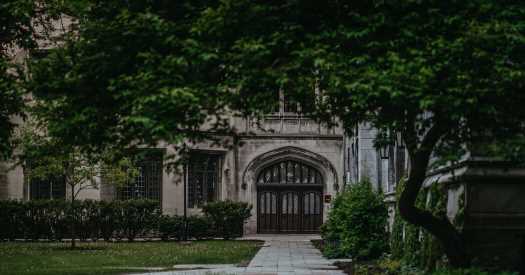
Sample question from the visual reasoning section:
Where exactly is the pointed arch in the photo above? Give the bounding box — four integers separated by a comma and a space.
242, 146, 338, 189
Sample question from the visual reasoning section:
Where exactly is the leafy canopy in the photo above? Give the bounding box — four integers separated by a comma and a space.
194, 0, 525, 159
30, 0, 525, 161
30, 0, 234, 155
0, 0, 63, 158
27, 0, 525, 267
15, 119, 139, 200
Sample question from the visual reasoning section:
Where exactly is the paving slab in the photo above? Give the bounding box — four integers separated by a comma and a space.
129, 234, 346, 275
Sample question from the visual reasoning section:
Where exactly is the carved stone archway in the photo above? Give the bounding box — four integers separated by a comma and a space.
242, 146, 339, 233
242, 146, 338, 190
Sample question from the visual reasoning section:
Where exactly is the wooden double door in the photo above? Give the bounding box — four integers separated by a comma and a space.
257, 187, 323, 233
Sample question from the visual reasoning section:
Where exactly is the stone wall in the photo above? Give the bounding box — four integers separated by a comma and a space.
0, 115, 345, 237
424, 162, 525, 271
237, 137, 343, 234
0, 162, 7, 200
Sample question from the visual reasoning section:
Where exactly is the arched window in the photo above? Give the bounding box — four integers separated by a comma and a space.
257, 160, 322, 185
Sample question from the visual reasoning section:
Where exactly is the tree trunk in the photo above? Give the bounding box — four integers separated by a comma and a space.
70, 183, 76, 249
398, 146, 470, 267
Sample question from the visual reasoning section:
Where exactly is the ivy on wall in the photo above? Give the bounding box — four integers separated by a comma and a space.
391, 178, 465, 271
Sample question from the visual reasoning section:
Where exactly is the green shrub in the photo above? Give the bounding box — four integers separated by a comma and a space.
158, 215, 185, 241
391, 179, 448, 270
118, 200, 161, 241
26, 200, 54, 240
349, 259, 517, 275
75, 200, 102, 241
0, 200, 18, 240
430, 268, 517, 275
321, 181, 389, 260
187, 216, 212, 240
0, 200, 25, 240
99, 200, 118, 241
0, 199, 161, 241
202, 200, 252, 239
0, 200, 69, 241
45, 200, 68, 241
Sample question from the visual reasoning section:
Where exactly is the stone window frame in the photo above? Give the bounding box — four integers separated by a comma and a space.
115, 149, 164, 204
187, 150, 224, 208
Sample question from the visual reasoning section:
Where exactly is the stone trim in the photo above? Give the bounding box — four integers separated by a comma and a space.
242, 146, 339, 189
424, 160, 525, 187
238, 135, 343, 140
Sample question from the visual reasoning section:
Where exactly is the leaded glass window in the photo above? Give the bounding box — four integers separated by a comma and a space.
117, 151, 163, 202
188, 152, 222, 208
257, 160, 322, 185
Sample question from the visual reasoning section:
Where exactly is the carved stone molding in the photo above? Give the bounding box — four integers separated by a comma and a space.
242, 146, 338, 190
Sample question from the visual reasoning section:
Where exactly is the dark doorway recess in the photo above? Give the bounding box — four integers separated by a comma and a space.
256, 160, 323, 233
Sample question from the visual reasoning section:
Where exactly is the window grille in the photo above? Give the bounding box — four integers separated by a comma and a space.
257, 160, 322, 185
116, 151, 163, 203
188, 152, 221, 208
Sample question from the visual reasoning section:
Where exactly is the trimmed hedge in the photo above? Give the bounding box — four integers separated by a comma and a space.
158, 215, 185, 241
187, 215, 213, 240
156, 215, 216, 241
0, 199, 252, 241
0, 199, 160, 241
158, 200, 252, 241
202, 200, 252, 240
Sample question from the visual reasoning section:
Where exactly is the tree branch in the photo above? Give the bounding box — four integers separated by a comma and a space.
398, 120, 470, 267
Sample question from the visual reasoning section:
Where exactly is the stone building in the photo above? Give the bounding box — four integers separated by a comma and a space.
2, 12, 524, 271
2, 55, 522, 273
0, 13, 404, 236
0, 88, 404, 235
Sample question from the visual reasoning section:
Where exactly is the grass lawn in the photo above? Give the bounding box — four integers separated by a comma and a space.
0, 240, 262, 275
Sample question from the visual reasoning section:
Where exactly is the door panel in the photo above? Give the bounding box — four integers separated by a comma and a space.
302, 191, 323, 233
258, 190, 279, 233
280, 191, 300, 232
257, 188, 323, 233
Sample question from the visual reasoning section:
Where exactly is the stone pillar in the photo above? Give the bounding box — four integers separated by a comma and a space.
425, 160, 525, 271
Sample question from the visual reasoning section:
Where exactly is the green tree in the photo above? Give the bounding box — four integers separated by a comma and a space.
0, 0, 62, 158
15, 120, 138, 248
191, 1, 525, 267
28, 0, 232, 155
28, 0, 525, 267
0, 60, 22, 159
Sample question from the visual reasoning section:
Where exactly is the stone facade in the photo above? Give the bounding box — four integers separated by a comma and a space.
0, 112, 349, 234
172, 115, 346, 234
0, 112, 405, 234
0, 15, 400, 235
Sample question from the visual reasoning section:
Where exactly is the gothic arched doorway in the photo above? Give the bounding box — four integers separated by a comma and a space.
257, 160, 323, 233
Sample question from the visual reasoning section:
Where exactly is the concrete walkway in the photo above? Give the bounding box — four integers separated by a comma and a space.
131, 235, 346, 275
